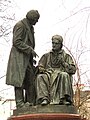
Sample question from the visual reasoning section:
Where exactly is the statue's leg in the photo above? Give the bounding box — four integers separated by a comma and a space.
36, 74, 50, 105
14, 87, 24, 108
25, 80, 36, 105
59, 72, 73, 105
24, 66, 35, 105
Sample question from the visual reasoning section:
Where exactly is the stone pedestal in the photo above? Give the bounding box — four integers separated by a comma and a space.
13, 104, 78, 115
7, 105, 82, 120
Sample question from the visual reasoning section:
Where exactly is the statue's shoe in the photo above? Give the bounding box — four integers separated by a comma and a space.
59, 98, 72, 105
64, 101, 71, 105
41, 99, 49, 105
24, 102, 33, 107
59, 100, 64, 105
17, 102, 24, 109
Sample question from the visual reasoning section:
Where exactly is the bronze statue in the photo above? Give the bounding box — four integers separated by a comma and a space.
6, 10, 40, 108
35, 35, 76, 106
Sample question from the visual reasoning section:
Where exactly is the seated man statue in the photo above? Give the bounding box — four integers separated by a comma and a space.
35, 35, 76, 105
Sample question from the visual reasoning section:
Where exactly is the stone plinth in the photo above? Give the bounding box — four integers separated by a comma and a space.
7, 105, 81, 120
13, 105, 78, 116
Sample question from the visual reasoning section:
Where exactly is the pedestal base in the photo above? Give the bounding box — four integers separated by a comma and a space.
7, 113, 81, 120
13, 104, 78, 115
7, 105, 81, 120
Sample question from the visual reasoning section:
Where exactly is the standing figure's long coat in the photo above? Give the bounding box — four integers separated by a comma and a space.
6, 18, 35, 87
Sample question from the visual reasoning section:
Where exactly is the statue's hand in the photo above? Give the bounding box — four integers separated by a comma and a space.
57, 55, 65, 64
66, 64, 76, 74
39, 66, 46, 73
31, 48, 39, 58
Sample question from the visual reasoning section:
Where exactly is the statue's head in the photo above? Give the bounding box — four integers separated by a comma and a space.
26, 10, 40, 25
52, 35, 63, 43
51, 35, 63, 51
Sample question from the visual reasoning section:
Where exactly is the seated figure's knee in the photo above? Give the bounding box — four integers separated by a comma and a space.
60, 72, 69, 77
37, 74, 43, 81
37, 74, 43, 79
37, 74, 48, 81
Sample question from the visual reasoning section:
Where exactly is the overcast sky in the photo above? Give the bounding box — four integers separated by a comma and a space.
13, 0, 90, 57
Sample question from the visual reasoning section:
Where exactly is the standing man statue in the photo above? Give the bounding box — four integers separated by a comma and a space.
6, 10, 40, 108
36, 35, 76, 106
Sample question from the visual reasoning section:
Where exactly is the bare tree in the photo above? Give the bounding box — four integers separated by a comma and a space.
0, 0, 16, 81
0, 0, 15, 43
56, 0, 90, 118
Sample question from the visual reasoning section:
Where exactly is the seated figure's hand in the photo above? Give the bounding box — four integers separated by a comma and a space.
57, 55, 65, 64
39, 66, 46, 73
66, 64, 76, 74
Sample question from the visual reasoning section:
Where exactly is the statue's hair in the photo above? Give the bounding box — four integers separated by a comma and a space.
52, 35, 63, 43
26, 10, 40, 20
